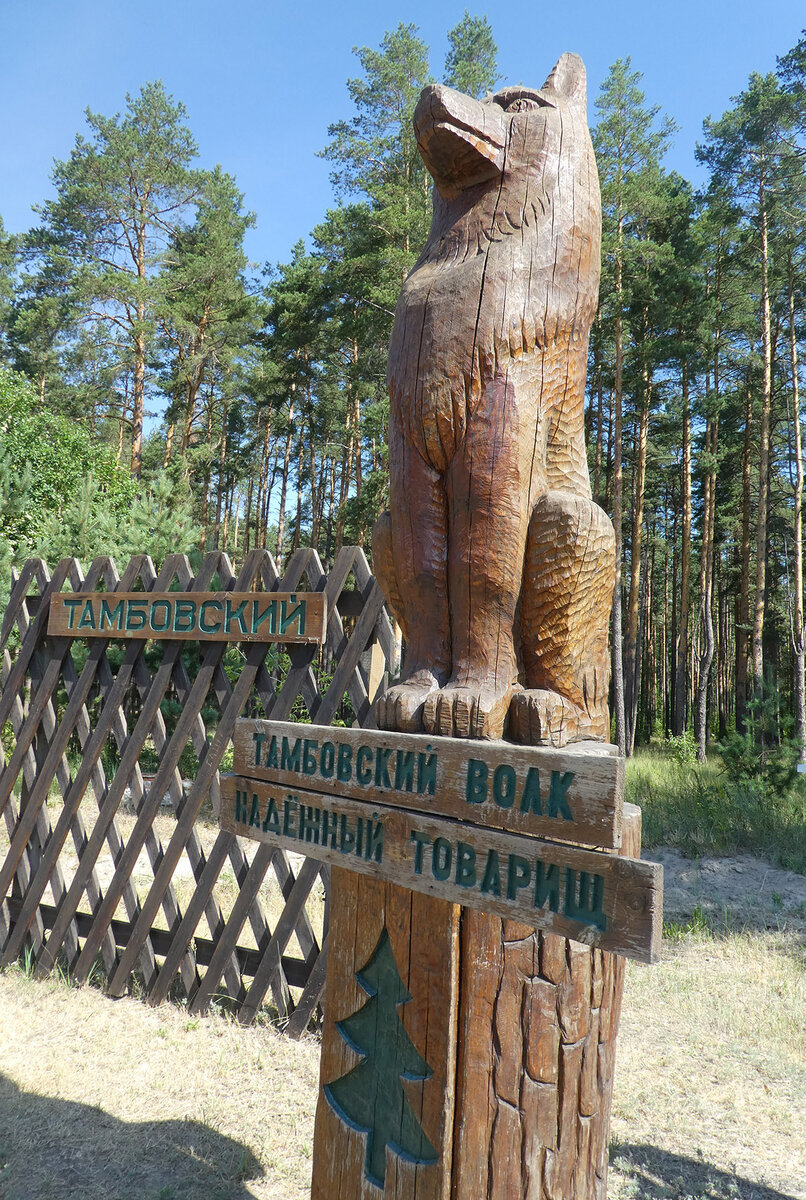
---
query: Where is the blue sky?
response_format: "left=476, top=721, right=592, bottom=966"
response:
left=0, top=0, right=803, bottom=272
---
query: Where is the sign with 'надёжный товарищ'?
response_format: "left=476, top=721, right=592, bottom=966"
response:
left=222, top=719, right=663, bottom=963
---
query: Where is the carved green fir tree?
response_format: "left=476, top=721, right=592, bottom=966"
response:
left=324, top=928, right=438, bottom=1189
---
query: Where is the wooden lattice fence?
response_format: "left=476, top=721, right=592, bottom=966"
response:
left=0, top=547, right=394, bottom=1036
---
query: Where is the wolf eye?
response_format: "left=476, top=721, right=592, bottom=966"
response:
left=506, top=97, right=540, bottom=113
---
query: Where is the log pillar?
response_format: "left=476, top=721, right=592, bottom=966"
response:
left=311, top=805, right=640, bottom=1199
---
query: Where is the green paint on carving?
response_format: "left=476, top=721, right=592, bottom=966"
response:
left=324, top=927, right=438, bottom=1190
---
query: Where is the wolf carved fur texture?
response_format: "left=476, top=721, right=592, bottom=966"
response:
left=373, top=53, right=615, bottom=746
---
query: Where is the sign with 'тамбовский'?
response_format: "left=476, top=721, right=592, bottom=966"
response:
left=48, top=591, right=326, bottom=644
left=222, top=719, right=663, bottom=963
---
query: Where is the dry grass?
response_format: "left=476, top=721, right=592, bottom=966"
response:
left=0, top=968, right=320, bottom=1200
left=609, top=928, right=806, bottom=1199
left=0, top=924, right=803, bottom=1200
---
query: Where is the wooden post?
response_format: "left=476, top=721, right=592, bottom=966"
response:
left=223, top=51, right=661, bottom=1200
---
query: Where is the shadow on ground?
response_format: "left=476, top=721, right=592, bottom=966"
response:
left=0, top=1074, right=263, bottom=1200
left=611, top=1141, right=800, bottom=1200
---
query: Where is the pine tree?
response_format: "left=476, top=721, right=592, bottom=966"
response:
left=29, top=81, right=201, bottom=477
left=324, top=928, right=438, bottom=1189
left=444, top=12, right=499, bottom=98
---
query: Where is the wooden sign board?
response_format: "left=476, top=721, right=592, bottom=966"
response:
left=48, top=591, right=326, bottom=644
left=232, top=719, right=624, bottom=851
left=220, top=774, right=661, bottom=963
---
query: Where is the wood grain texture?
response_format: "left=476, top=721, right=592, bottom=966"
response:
left=48, top=590, right=326, bottom=643
left=221, top=776, right=660, bottom=963
left=451, top=804, right=642, bottom=1199
left=311, top=870, right=459, bottom=1200
left=373, top=53, right=614, bottom=747
left=233, top=719, right=624, bottom=850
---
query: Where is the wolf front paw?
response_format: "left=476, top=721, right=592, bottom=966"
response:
left=375, top=670, right=442, bottom=732
left=508, top=689, right=608, bottom=747
left=422, top=682, right=513, bottom=740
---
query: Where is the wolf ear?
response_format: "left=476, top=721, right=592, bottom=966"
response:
left=542, top=53, right=587, bottom=108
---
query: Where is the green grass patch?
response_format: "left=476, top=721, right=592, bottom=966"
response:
left=625, top=746, right=806, bottom=873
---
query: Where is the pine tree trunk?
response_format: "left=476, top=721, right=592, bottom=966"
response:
left=673, top=365, right=692, bottom=736
left=275, top=403, right=295, bottom=568
left=752, top=190, right=773, bottom=704
left=787, top=247, right=805, bottom=759
left=611, top=244, right=626, bottom=755
left=736, top=387, right=753, bottom=733
left=624, top=360, right=650, bottom=752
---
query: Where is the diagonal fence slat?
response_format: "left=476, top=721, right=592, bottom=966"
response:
left=0, top=549, right=394, bottom=1035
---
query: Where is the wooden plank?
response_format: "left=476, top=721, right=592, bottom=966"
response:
left=3, top=896, right=311, bottom=984
left=188, top=842, right=275, bottom=1013
left=451, top=806, right=643, bottom=1199
left=48, top=590, right=327, bottom=643
left=220, top=776, right=662, bottom=964
left=236, top=855, right=323, bottom=1024
left=311, top=870, right=459, bottom=1200
left=233, top=719, right=623, bottom=851
left=104, top=546, right=295, bottom=995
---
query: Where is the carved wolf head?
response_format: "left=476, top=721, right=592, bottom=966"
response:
left=388, top=54, right=600, bottom=447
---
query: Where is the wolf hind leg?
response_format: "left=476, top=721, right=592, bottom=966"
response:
left=510, top=489, right=615, bottom=747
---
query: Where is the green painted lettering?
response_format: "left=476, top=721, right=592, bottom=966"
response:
left=374, top=747, right=392, bottom=788
left=262, top=797, right=280, bottom=834
left=149, top=599, right=171, bottom=632
left=321, top=809, right=339, bottom=848
left=125, top=599, right=147, bottom=631
left=78, top=599, right=96, bottom=629
left=417, top=750, right=437, bottom=796
left=99, top=599, right=124, bottom=630
left=548, top=771, right=574, bottom=821
left=394, top=751, right=415, bottom=792
left=356, top=745, right=373, bottom=785
left=410, top=830, right=431, bottom=874
left=62, top=597, right=82, bottom=629
left=281, top=737, right=302, bottom=772
left=251, top=599, right=276, bottom=634
left=282, top=796, right=298, bottom=837
left=519, top=767, right=543, bottom=814
left=493, top=764, right=516, bottom=809
left=173, top=599, right=196, bottom=632
left=337, top=743, right=353, bottom=782
left=225, top=597, right=248, bottom=634
left=199, top=599, right=222, bottom=633
left=266, top=736, right=279, bottom=769
left=432, top=837, right=452, bottom=882
left=320, top=742, right=335, bottom=778
left=303, top=739, right=318, bottom=775
left=534, top=862, right=560, bottom=912
left=299, top=805, right=321, bottom=843
left=455, top=842, right=476, bottom=888
left=563, top=869, right=606, bottom=931
left=366, top=817, right=384, bottom=862
left=249, top=792, right=262, bottom=828
left=480, top=850, right=502, bottom=896
left=339, top=814, right=357, bottom=854
left=506, top=854, right=531, bottom=900
left=234, top=789, right=248, bottom=823
left=279, top=595, right=306, bottom=635
left=466, top=758, right=488, bottom=804
left=252, top=730, right=266, bottom=767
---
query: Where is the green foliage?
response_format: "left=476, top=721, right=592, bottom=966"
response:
left=626, top=748, right=806, bottom=873
left=444, top=11, right=499, bottom=98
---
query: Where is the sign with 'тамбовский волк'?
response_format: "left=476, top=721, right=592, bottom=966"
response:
left=221, top=720, right=663, bottom=964
left=48, top=591, right=326, bottom=643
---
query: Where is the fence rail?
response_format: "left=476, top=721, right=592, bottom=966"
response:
left=0, top=547, right=393, bottom=1035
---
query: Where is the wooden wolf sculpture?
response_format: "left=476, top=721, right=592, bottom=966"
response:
left=373, top=53, right=615, bottom=746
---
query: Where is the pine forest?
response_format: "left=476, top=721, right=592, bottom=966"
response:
left=2, top=16, right=806, bottom=771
